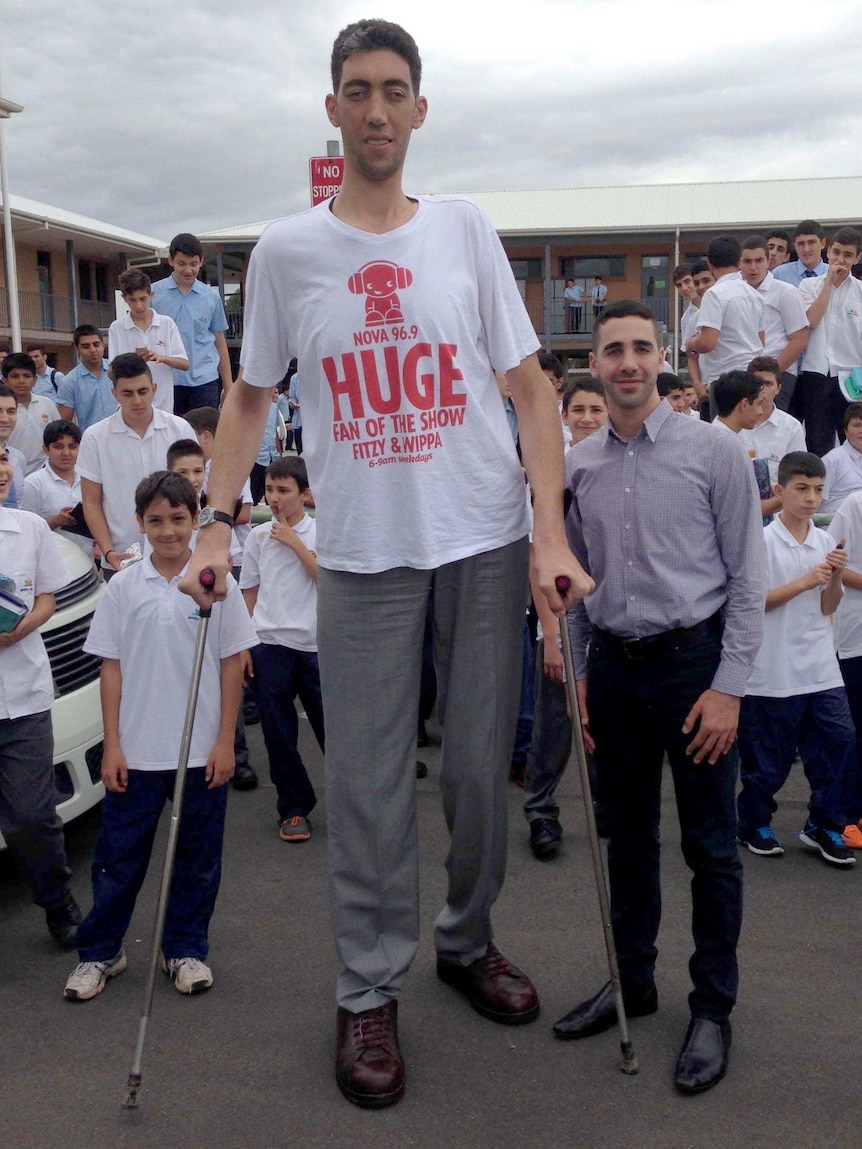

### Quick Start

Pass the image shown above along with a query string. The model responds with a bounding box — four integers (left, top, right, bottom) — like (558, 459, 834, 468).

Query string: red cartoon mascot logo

(348, 260, 413, 328)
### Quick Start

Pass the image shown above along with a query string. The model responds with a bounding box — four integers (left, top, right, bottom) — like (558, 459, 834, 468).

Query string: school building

(0, 193, 165, 371)
(195, 174, 862, 373)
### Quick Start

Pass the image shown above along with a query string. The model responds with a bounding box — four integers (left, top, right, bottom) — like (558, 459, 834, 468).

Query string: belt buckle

(621, 637, 646, 661)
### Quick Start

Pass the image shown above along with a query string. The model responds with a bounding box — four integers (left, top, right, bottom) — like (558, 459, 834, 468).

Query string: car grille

(43, 613, 101, 696)
(53, 565, 101, 610)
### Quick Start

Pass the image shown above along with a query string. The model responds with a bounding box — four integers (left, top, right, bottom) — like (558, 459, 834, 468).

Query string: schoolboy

(683, 382, 699, 413)
(64, 471, 257, 1001)
(737, 451, 855, 866)
(29, 344, 64, 398)
(0, 446, 81, 947)
(0, 384, 26, 508)
(56, 326, 116, 432)
(773, 220, 828, 286)
(797, 227, 862, 456)
(151, 234, 232, 415)
(737, 356, 806, 519)
(524, 379, 608, 858)
(108, 269, 189, 414)
(239, 457, 323, 841)
(77, 354, 196, 574)
(3, 352, 60, 474)
(674, 264, 703, 395)
(20, 420, 93, 557)
(682, 260, 714, 406)
(712, 370, 765, 434)
(766, 229, 791, 272)
(183, 406, 253, 563)
(657, 372, 693, 414)
(822, 402, 862, 514)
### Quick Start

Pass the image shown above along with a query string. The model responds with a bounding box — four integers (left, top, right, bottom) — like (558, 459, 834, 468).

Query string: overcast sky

(3, 0, 861, 241)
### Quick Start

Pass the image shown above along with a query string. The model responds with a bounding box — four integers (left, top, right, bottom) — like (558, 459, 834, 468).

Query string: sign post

(309, 156, 344, 207)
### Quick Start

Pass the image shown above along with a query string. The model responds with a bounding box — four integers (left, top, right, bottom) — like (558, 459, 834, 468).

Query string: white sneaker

(161, 955, 213, 994)
(64, 950, 128, 1001)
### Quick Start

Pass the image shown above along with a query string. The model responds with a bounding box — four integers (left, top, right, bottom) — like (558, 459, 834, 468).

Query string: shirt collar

(79, 359, 110, 380)
(110, 408, 164, 436)
(0, 506, 22, 533)
(143, 554, 191, 584)
(165, 276, 203, 295)
(772, 515, 816, 549)
(606, 397, 673, 446)
(842, 438, 862, 463)
(121, 311, 162, 330)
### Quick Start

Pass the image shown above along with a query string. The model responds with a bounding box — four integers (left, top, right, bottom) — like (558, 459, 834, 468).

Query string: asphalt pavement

(1, 715, 859, 1148)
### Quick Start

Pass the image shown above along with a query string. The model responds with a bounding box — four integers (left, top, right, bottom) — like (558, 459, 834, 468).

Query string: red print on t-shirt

(348, 261, 413, 328)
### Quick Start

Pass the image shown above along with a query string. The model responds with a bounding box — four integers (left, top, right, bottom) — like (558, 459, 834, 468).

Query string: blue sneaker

(799, 821, 856, 867)
(738, 826, 784, 856)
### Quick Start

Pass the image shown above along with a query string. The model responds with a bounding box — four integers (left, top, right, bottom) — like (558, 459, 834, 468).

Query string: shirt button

(625, 487, 631, 493)
(628, 451, 634, 456)
(628, 561, 633, 567)
(629, 595, 636, 601)
(624, 524, 630, 530)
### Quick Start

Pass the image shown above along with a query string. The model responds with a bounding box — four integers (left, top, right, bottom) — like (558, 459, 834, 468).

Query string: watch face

(199, 506, 215, 527)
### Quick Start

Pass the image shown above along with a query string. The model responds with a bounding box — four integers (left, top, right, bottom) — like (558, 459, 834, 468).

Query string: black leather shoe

(529, 818, 562, 859)
(232, 762, 259, 791)
(674, 1018, 731, 1094)
(46, 896, 82, 950)
(416, 760, 428, 779)
(553, 979, 657, 1039)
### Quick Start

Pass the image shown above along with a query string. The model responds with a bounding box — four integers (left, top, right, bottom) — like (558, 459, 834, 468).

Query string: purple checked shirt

(566, 401, 766, 696)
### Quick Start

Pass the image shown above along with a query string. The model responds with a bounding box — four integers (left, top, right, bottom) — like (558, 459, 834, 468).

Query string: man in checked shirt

(554, 300, 766, 1095)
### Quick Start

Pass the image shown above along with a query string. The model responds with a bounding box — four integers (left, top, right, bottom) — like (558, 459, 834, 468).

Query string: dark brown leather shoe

(437, 943, 540, 1025)
(335, 1001, 405, 1109)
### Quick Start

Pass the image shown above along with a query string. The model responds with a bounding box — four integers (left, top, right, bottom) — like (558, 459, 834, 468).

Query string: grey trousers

(523, 640, 572, 824)
(0, 710, 72, 909)
(317, 536, 528, 1012)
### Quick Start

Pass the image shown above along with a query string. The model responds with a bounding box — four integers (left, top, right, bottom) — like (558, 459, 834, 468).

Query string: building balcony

(0, 286, 116, 337)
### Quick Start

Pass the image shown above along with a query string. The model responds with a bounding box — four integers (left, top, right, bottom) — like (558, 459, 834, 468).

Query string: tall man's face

(589, 316, 662, 410)
(326, 49, 427, 184)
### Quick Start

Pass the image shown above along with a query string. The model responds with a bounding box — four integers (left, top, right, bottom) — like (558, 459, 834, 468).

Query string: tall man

(180, 19, 590, 1110)
(555, 301, 765, 1095)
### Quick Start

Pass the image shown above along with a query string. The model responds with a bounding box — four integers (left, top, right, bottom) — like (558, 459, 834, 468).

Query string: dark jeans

(76, 768, 227, 962)
(838, 657, 862, 821)
(738, 688, 854, 833)
(293, 428, 303, 456)
(587, 628, 741, 1022)
(774, 371, 799, 415)
(798, 372, 848, 457)
(250, 462, 268, 507)
(0, 710, 72, 909)
(173, 378, 220, 416)
(253, 643, 325, 820)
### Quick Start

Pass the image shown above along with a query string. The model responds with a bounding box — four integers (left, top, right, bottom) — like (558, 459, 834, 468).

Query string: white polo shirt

(20, 463, 92, 557)
(77, 408, 196, 565)
(828, 492, 862, 658)
(239, 515, 318, 651)
(696, 272, 765, 385)
(822, 439, 862, 514)
(738, 406, 807, 485)
(83, 556, 257, 770)
(747, 271, 809, 376)
(680, 302, 700, 350)
(0, 508, 70, 720)
(7, 394, 61, 474)
(107, 310, 188, 413)
(798, 273, 862, 379)
(745, 517, 844, 698)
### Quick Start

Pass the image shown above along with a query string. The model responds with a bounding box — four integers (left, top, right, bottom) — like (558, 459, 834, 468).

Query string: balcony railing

(0, 287, 116, 334)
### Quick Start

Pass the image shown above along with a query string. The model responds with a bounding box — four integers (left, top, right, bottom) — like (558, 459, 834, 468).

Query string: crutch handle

(555, 575, 571, 596)
(198, 568, 216, 618)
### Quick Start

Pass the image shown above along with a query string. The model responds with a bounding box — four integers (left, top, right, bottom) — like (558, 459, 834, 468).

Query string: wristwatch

(198, 506, 234, 530)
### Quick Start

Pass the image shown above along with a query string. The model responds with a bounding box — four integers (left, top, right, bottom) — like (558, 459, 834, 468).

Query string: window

(94, 265, 108, 303)
(509, 258, 543, 279)
(77, 260, 109, 302)
(560, 256, 626, 279)
(78, 259, 93, 301)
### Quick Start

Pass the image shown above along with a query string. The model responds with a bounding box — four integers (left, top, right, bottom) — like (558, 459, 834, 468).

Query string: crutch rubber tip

(619, 1042, 639, 1075)
(122, 1074, 142, 1109)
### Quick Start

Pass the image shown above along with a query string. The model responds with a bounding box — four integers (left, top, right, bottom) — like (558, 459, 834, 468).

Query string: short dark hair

(110, 353, 152, 384)
(562, 378, 605, 412)
(691, 259, 710, 277)
(0, 384, 13, 400)
(119, 268, 152, 295)
(766, 228, 791, 247)
(778, 451, 825, 486)
(707, 234, 741, 269)
(169, 233, 203, 259)
(844, 401, 862, 430)
(740, 235, 768, 256)
(43, 419, 82, 447)
(26, 342, 48, 355)
(831, 227, 862, 254)
(712, 370, 764, 417)
(184, 406, 220, 436)
(747, 355, 782, 381)
(592, 299, 659, 351)
(1, 352, 36, 378)
(135, 471, 198, 519)
(266, 455, 309, 490)
(794, 219, 824, 240)
(167, 438, 205, 470)
(657, 373, 684, 397)
(331, 19, 422, 94)
(73, 324, 102, 347)
(672, 263, 693, 284)
(538, 351, 563, 380)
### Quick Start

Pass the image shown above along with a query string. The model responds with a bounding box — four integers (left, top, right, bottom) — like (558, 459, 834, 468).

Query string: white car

(0, 535, 105, 848)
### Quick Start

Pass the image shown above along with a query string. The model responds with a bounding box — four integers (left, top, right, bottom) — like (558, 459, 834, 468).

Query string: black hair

(713, 370, 764, 417)
(691, 259, 711, 277)
(831, 227, 862, 254)
(184, 406, 220, 436)
(135, 471, 198, 519)
(657, 373, 684, 397)
(110, 353, 152, 384)
(747, 355, 781, 381)
(43, 419, 82, 447)
(672, 263, 693, 283)
(266, 455, 309, 490)
(26, 342, 49, 355)
(707, 234, 741, 269)
(794, 219, 824, 240)
(73, 324, 102, 347)
(562, 378, 605, 412)
(169, 233, 203, 259)
(766, 228, 791, 247)
(167, 438, 205, 469)
(538, 351, 563, 380)
(1, 352, 36, 378)
(331, 19, 422, 94)
(740, 235, 768, 255)
(777, 451, 825, 485)
(592, 299, 659, 351)
(843, 401, 862, 430)
(0, 384, 14, 400)
(119, 268, 152, 295)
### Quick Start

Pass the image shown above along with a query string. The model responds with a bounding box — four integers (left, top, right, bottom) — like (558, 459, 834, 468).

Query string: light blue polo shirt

(151, 275, 228, 389)
(56, 359, 117, 432)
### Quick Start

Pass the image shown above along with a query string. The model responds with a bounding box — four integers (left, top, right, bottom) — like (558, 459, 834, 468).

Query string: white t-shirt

(828, 492, 862, 658)
(748, 271, 808, 376)
(737, 406, 807, 485)
(77, 408, 196, 566)
(696, 272, 765, 385)
(798, 273, 862, 379)
(8, 394, 61, 474)
(239, 514, 318, 651)
(746, 517, 843, 698)
(0, 508, 70, 720)
(107, 311, 188, 412)
(239, 195, 538, 574)
(20, 462, 92, 557)
(680, 301, 700, 350)
(83, 556, 257, 769)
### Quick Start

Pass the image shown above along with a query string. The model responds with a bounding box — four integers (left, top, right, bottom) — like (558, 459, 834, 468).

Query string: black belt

(591, 612, 722, 662)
